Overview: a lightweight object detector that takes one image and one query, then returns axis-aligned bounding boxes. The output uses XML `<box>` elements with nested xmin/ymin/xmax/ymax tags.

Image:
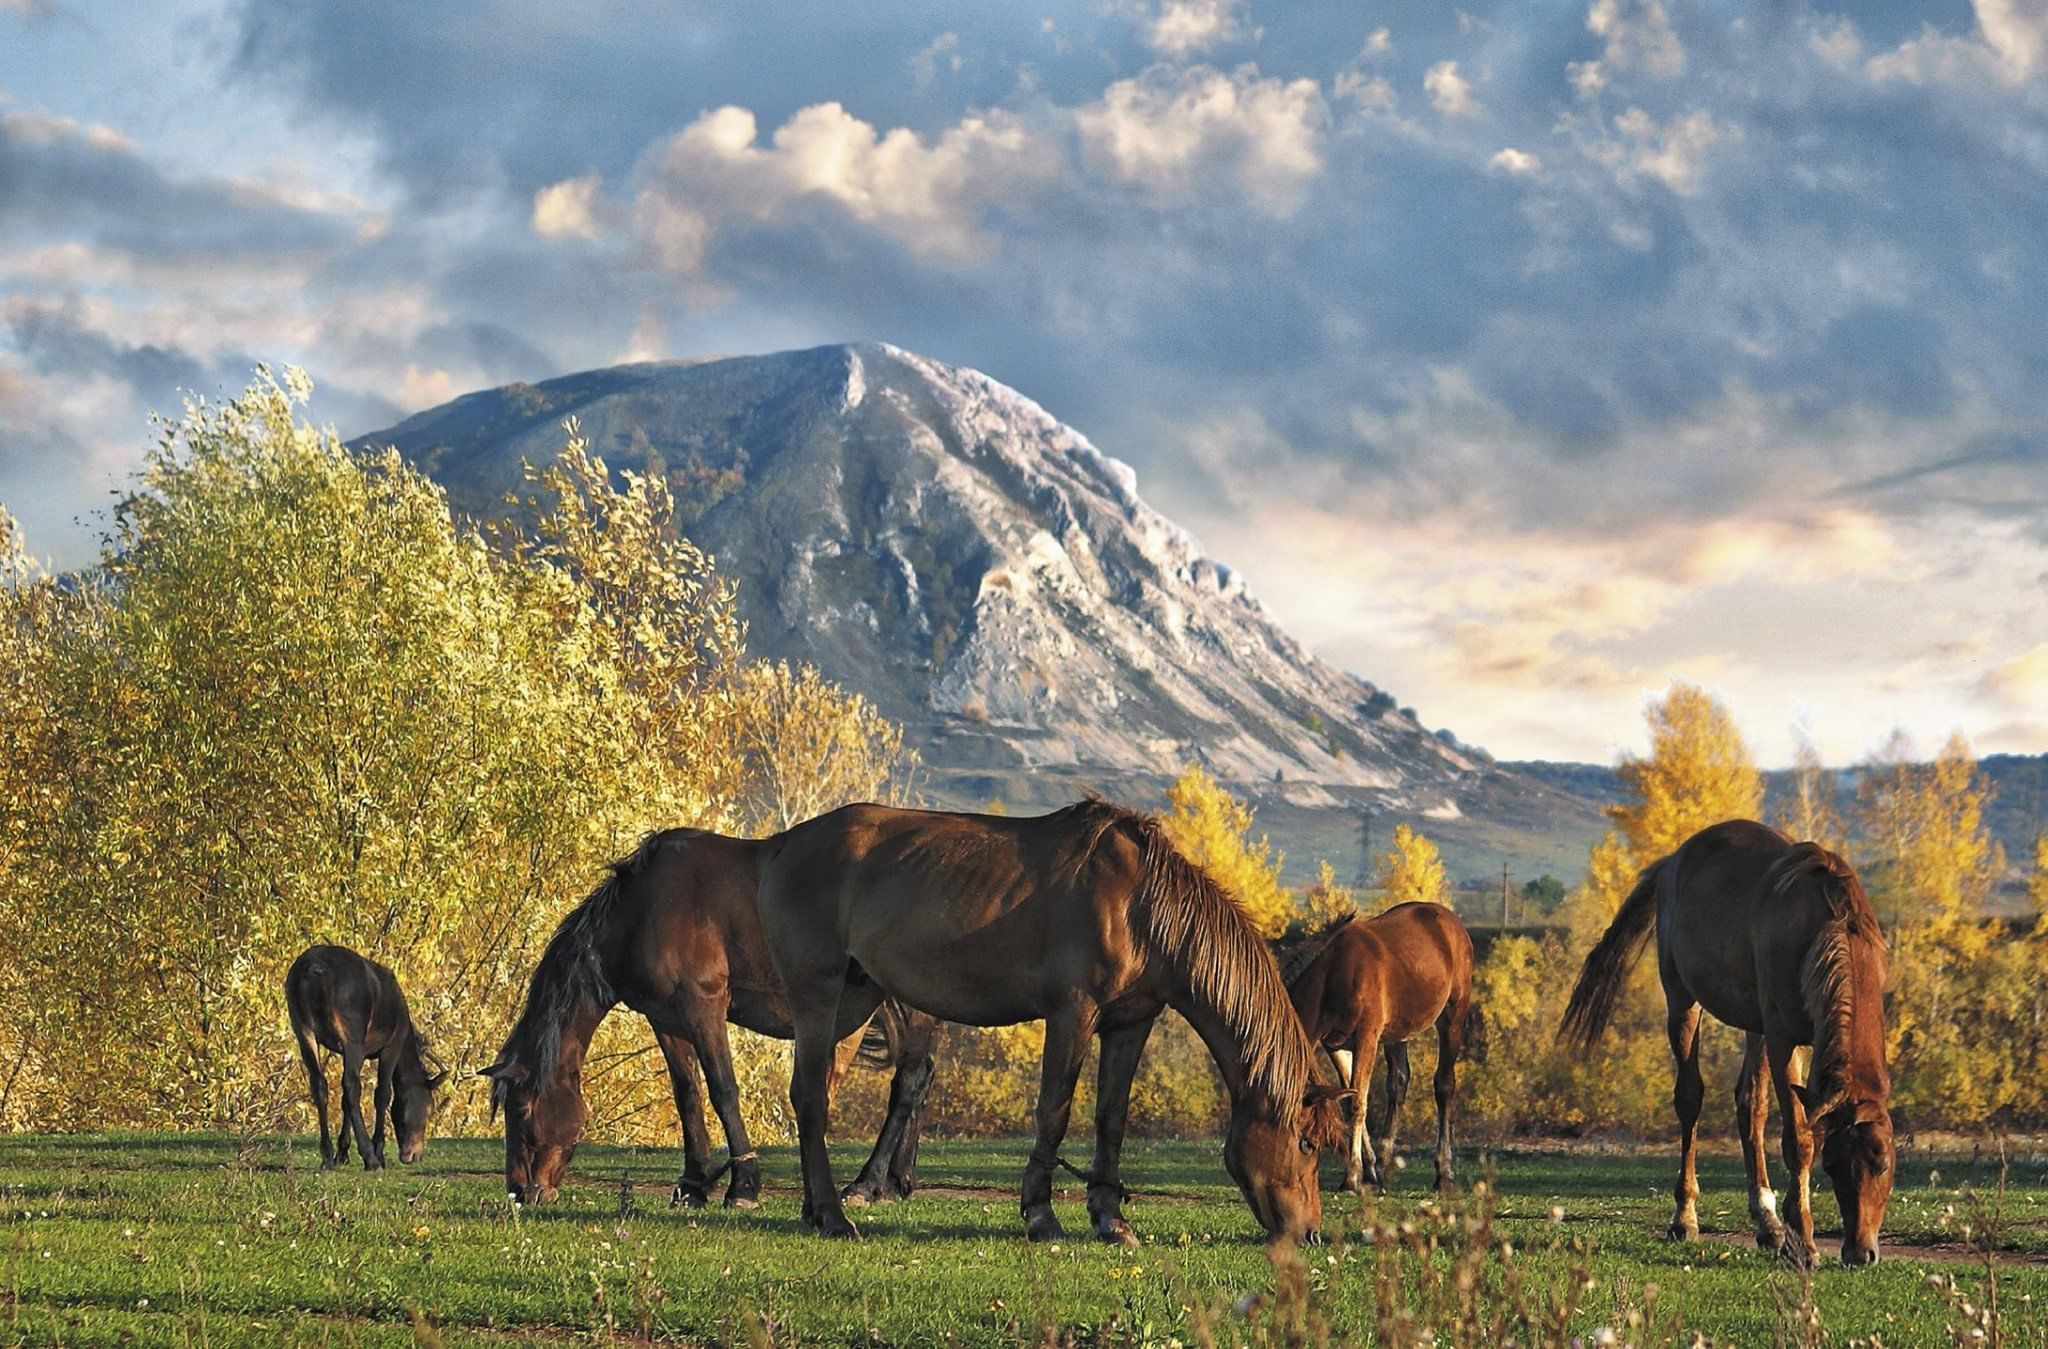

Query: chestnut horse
<box><xmin>285</xmin><ymin>945</ymin><xmax>447</xmax><ymax>1170</ymax></box>
<box><xmin>1279</xmin><ymin>903</ymin><xmax>1476</xmax><ymax>1193</ymax></box>
<box><xmin>1561</xmin><ymin>820</ymin><xmax>1893</xmax><ymax>1266</ymax></box>
<box><xmin>482</xmin><ymin>828</ymin><xmax>939</xmax><ymax>1207</ymax></box>
<box><xmin>756</xmin><ymin>799</ymin><xmax>1355</xmax><ymax>1246</ymax></box>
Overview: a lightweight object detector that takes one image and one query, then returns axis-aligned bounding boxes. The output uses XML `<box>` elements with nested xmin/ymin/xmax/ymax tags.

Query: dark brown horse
<box><xmin>756</xmin><ymin>800</ymin><xmax>1355</xmax><ymax>1246</ymax></box>
<box><xmin>1561</xmin><ymin>820</ymin><xmax>1894</xmax><ymax>1266</ymax></box>
<box><xmin>482</xmin><ymin>828</ymin><xmax>938</xmax><ymax>1208</ymax></box>
<box><xmin>285</xmin><ymin>945</ymin><xmax>447</xmax><ymax>1170</ymax></box>
<box><xmin>1279</xmin><ymin>902</ymin><xmax>1476</xmax><ymax>1193</ymax></box>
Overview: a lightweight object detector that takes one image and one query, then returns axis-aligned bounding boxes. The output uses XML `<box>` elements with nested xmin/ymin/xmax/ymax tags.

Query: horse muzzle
<box><xmin>1841</xmin><ymin>1242</ymin><xmax>1879</xmax><ymax>1267</ymax></box>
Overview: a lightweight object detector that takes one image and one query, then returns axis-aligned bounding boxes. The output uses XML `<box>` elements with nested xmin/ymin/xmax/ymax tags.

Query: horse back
<box><xmin>285</xmin><ymin>944</ymin><xmax>410</xmax><ymax>1056</ymax></box>
<box><xmin>1660</xmin><ymin>820</ymin><xmax>1834</xmax><ymax>1036</ymax></box>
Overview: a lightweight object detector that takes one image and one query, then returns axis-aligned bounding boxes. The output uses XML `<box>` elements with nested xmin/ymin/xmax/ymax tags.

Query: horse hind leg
<box><xmin>1432</xmin><ymin>1001</ymin><xmax>1465</xmax><ymax>1193</ymax></box>
<box><xmin>844</xmin><ymin>1011</ymin><xmax>938</xmax><ymax>1206</ymax></box>
<box><xmin>294</xmin><ymin>1029</ymin><xmax>335</xmax><ymax>1169</ymax></box>
<box><xmin>1666</xmin><ymin>999</ymin><xmax>1705</xmax><ymax>1241</ymax></box>
<box><xmin>1736</xmin><ymin>1032</ymin><xmax>1784</xmax><ymax>1247</ymax></box>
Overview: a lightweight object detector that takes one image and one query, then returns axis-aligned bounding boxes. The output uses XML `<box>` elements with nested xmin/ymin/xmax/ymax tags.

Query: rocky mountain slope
<box><xmin>356</xmin><ymin>343</ymin><xmax>1604</xmax><ymax>878</ymax></box>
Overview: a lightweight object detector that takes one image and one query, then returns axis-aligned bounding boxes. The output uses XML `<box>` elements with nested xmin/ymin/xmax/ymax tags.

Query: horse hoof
<box><xmin>818</xmin><ymin>1214</ymin><xmax>860</xmax><ymax>1239</ymax></box>
<box><xmin>671</xmin><ymin>1183</ymin><xmax>708</xmax><ymax>1209</ymax></box>
<box><xmin>1777</xmin><ymin>1235</ymin><xmax>1814</xmax><ymax>1269</ymax></box>
<box><xmin>1094</xmin><ymin>1218</ymin><xmax>1139</xmax><ymax>1247</ymax></box>
<box><xmin>1666</xmin><ymin>1223</ymin><xmax>1699</xmax><ymax>1242</ymax></box>
<box><xmin>724</xmin><ymin>1192</ymin><xmax>761</xmax><ymax>1210</ymax></box>
<box><xmin>320</xmin><ymin>1159</ymin><xmax>341</xmax><ymax>1172</ymax></box>
<box><xmin>1024</xmin><ymin>1211</ymin><xmax>1067</xmax><ymax>1243</ymax></box>
<box><xmin>1755</xmin><ymin>1222</ymin><xmax>1786</xmax><ymax>1248</ymax></box>
<box><xmin>840</xmin><ymin>1182</ymin><xmax>883</xmax><ymax>1208</ymax></box>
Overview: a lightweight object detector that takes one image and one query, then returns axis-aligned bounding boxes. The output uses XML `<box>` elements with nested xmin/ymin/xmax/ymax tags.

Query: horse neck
<box><xmin>545</xmin><ymin>996</ymin><xmax>610</xmax><ymax>1091</ymax></box>
<box><xmin>1172</xmin><ymin>995</ymin><xmax>1255</xmax><ymax>1103</ymax></box>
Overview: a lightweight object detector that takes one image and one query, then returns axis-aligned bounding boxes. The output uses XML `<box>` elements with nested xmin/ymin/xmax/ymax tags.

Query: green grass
<box><xmin>1</xmin><ymin>1133</ymin><xmax>2045</xmax><ymax>1345</ymax></box>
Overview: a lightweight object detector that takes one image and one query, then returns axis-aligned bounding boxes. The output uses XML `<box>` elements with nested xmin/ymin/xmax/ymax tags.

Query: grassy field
<box><xmin>1</xmin><ymin>1133</ymin><xmax>2045</xmax><ymax>1345</ymax></box>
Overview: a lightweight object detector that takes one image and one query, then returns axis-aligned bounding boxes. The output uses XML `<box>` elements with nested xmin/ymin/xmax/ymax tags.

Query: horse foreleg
<box><xmin>338</xmin><ymin>1043</ymin><xmax>379</xmax><ymax>1172</ymax></box>
<box><xmin>295</xmin><ymin>1033</ymin><xmax>335</xmax><ymax>1169</ymax></box>
<box><xmin>1666</xmin><ymin>1000</ymin><xmax>1704</xmax><ymax>1240</ymax></box>
<box><xmin>1767</xmin><ymin>1037</ymin><xmax>1817</xmax><ymax>1267</ymax></box>
<box><xmin>1735</xmin><ymin>1032</ymin><xmax>1784</xmax><ymax>1247</ymax></box>
<box><xmin>686</xmin><ymin>1013</ymin><xmax>762</xmax><ymax>1209</ymax></box>
<box><xmin>654</xmin><ymin>1029</ymin><xmax>714</xmax><ymax>1208</ymax></box>
<box><xmin>1021</xmin><ymin>999</ymin><xmax>1097</xmax><ymax>1243</ymax></box>
<box><xmin>1344</xmin><ymin>1027</ymin><xmax>1384</xmax><ymax>1192</ymax></box>
<box><xmin>1433</xmin><ymin>1002</ymin><xmax>1465</xmax><ymax>1193</ymax></box>
<box><xmin>1086</xmin><ymin>1015</ymin><xmax>1156</xmax><ymax>1247</ymax></box>
<box><xmin>789</xmin><ymin>1001</ymin><xmax>854</xmax><ymax>1237</ymax></box>
<box><xmin>1379</xmin><ymin>1041</ymin><xmax>1411</xmax><ymax>1179</ymax></box>
<box><xmin>371</xmin><ymin>1057</ymin><xmax>394</xmax><ymax>1169</ymax></box>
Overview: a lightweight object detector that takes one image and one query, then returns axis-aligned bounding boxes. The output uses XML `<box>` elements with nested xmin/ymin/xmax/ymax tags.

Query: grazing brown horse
<box><xmin>482</xmin><ymin>828</ymin><xmax>938</xmax><ymax>1208</ymax></box>
<box><xmin>1561</xmin><ymin>820</ymin><xmax>1894</xmax><ymax>1266</ymax></box>
<box><xmin>756</xmin><ymin>800</ymin><xmax>1356</xmax><ymax>1246</ymax></box>
<box><xmin>285</xmin><ymin>945</ymin><xmax>447</xmax><ymax>1170</ymax></box>
<box><xmin>1279</xmin><ymin>903</ymin><xmax>1476</xmax><ymax>1193</ymax></box>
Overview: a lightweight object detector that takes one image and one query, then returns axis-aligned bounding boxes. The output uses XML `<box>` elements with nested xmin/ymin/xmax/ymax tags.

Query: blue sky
<box><xmin>3</xmin><ymin>0</ymin><xmax>2045</xmax><ymax>765</ymax></box>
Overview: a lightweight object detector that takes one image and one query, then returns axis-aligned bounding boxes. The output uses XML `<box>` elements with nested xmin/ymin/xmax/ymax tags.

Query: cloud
<box><xmin>625</xmin><ymin>101</ymin><xmax>1058</xmax><ymax>267</ymax></box>
<box><xmin>1138</xmin><ymin>0</ymin><xmax>1256</xmax><ymax>60</ymax></box>
<box><xmin>1424</xmin><ymin>60</ymin><xmax>1478</xmax><ymax>116</ymax></box>
<box><xmin>1075</xmin><ymin>64</ymin><xmax>1327</xmax><ymax>214</ymax></box>
<box><xmin>1585</xmin><ymin>0</ymin><xmax>1686</xmax><ymax>81</ymax></box>
<box><xmin>1868</xmin><ymin>0</ymin><xmax>2048</xmax><ymax>87</ymax></box>
<box><xmin>1979</xmin><ymin>644</ymin><xmax>2048</xmax><ymax>708</ymax></box>
<box><xmin>531</xmin><ymin>175</ymin><xmax>602</xmax><ymax>242</ymax></box>
<box><xmin>1489</xmin><ymin>147</ymin><xmax>1542</xmax><ymax>175</ymax></box>
<box><xmin>1583</xmin><ymin>106</ymin><xmax>1738</xmax><ymax>194</ymax></box>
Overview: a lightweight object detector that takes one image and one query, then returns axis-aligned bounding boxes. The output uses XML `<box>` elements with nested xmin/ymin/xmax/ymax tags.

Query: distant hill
<box><xmin>354</xmin><ymin>343</ymin><xmax>1608</xmax><ymax>882</ymax></box>
<box><xmin>1507</xmin><ymin>753</ymin><xmax>2048</xmax><ymax>896</ymax></box>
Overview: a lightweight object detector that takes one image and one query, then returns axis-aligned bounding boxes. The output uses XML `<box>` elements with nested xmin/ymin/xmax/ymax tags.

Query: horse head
<box><xmin>482</xmin><ymin>1057</ymin><xmax>587</xmax><ymax>1204</ymax></box>
<box><xmin>1809</xmin><ymin>1091</ymin><xmax>1893</xmax><ymax>1265</ymax></box>
<box><xmin>1223</xmin><ymin>1082</ymin><xmax>1355</xmax><ymax>1246</ymax></box>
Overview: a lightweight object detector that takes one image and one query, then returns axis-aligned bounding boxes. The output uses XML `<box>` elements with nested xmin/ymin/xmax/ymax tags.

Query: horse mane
<box><xmin>491</xmin><ymin>831</ymin><xmax>674</xmax><ymax>1106</ymax></box>
<box><xmin>1272</xmin><ymin>914</ymin><xmax>1357</xmax><ymax>989</ymax></box>
<box><xmin>1771</xmin><ymin>842</ymin><xmax>1885</xmax><ymax>1117</ymax></box>
<box><xmin>1058</xmin><ymin>799</ymin><xmax>1312</xmax><ymax>1111</ymax></box>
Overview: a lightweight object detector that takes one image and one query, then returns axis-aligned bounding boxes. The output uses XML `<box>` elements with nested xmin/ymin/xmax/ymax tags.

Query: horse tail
<box><xmin>1461</xmin><ymin>996</ymin><xmax>1487</xmax><ymax>1062</ymax></box>
<box><xmin>1558</xmin><ymin>858</ymin><xmax>1667</xmax><ymax>1051</ymax></box>
<box><xmin>856</xmin><ymin>1000</ymin><xmax>905</xmax><ymax>1071</ymax></box>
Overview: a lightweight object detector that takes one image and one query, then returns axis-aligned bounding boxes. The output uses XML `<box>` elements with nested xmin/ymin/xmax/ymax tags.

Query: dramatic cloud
<box><xmin>4</xmin><ymin>0</ymin><xmax>2046</xmax><ymax>763</ymax></box>
<box><xmin>1074</xmin><ymin>64</ymin><xmax>1326</xmax><ymax>213</ymax></box>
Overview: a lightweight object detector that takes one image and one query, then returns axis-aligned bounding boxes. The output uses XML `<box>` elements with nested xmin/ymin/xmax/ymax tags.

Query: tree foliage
<box><xmin>0</xmin><ymin>373</ymin><xmax>898</xmax><ymax>1138</ymax></box>
<box><xmin>1158</xmin><ymin>764</ymin><xmax>1289</xmax><ymax>937</ymax></box>
<box><xmin>1371</xmin><ymin>824</ymin><xmax>1448</xmax><ymax>910</ymax></box>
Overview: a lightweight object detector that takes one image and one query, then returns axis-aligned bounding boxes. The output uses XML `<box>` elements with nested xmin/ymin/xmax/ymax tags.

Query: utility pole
<box><xmin>1500</xmin><ymin>863</ymin><xmax>1511</xmax><ymax>930</ymax></box>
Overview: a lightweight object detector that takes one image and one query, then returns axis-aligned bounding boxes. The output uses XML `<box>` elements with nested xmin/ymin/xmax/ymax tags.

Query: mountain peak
<box><xmin>355</xmin><ymin>344</ymin><xmax>1491</xmax><ymax>817</ymax></box>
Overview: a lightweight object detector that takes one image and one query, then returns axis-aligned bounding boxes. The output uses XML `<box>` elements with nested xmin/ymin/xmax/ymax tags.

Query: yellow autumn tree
<box><xmin>1779</xmin><ymin>731</ymin><xmax>1844</xmax><ymax>852</ymax></box>
<box><xmin>1371</xmin><ymin>823</ymin><xmax>1449</xmax><ymax>909</ymax></box>
<box><xmin>1609</xmin><ymin>682</ymin><xmax>1763</xmax><ymax>860</ymax></box>
<box><xmin>0</xmin><ymin>372</ymin><xmax>904</xmax><ymax>1140</ymax></box>
<box><xmin>2032</xmin><ymin>835</ymin><xmax>2048</xmax><ymax>925</ymax></box>
<box><xmin>1158</xmin><ymin>764</ymin><xmax>1290</xmax><ymax>937</ymax></box>
<box><xmin>1857</xmin><ymin>730</ymin><xmax>2000</xmax><ymax>926</ymax></box>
